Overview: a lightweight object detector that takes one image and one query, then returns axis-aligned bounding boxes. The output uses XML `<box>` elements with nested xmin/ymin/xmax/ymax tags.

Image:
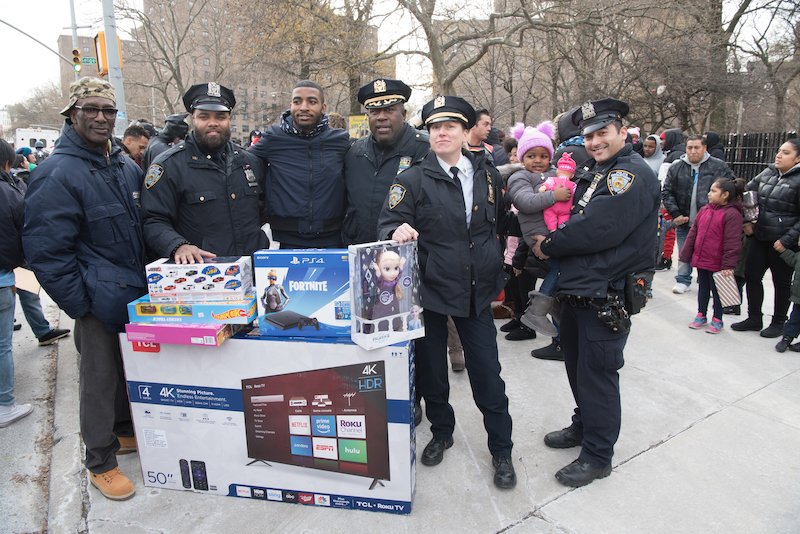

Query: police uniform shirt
<box><xmin>437</xmin><ymin>154</ymin><xmax>474</xmax><ymax>226</ymax></box>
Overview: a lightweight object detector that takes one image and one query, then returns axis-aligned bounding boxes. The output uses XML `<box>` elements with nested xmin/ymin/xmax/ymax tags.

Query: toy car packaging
<box><xmin>127</xmin><ymin>293</ymin><xmax>258</xmax><ymax>325</ymax></box>
<box><xmin>146</xmin><ymin>257</ymin><xmax>253</xmax><ymax>303</ymax></box>
<box><xmin>253</xmin><ymin>249</ymin><xmax>350</xmax><ymax>338</ymax></box>
<box><xmin>348</xmin><ymin>241</ymin><xmax>424</xmax><ymax>350</ymax></box>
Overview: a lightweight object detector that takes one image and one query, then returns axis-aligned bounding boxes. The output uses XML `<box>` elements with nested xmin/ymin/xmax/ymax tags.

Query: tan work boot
<box><xmin>89</xmin><ymin>466</ymin><xmax>136</xmax><ymax>500</ymax></box>
<box><xmin>116</xmin><ymin>435</ymin><xmax>137</xmax><ymax>455</ymax></box>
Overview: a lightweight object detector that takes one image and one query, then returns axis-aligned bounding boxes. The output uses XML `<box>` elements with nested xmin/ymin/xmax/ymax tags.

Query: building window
<box><xmin>203</xmin><ymin>58</ymin><xmax>210</xmax><ymax>66</ymax></box>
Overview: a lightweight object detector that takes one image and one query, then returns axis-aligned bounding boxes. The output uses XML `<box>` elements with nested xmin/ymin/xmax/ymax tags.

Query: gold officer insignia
<box><xmin>374</xmin><ymin>79</ymin><xmax>387</xmax><ymax>93</ymax></box>
<box><xmin>434</xmin><ymin>95</ymin><xmax>446</xmax><ymax>108</ymax></box>
<box><xmin>486</xmin><ymin>171</ymin><xmax>494</xmax><ymax>204</ymax></box>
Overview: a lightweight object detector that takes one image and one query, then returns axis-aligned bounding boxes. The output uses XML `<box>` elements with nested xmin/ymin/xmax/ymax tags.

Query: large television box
<box><xmin>146</xmin><ymin>256</ymin><xmax>253</xmax><ymax>303</ymax></box>
<box><xmin>253</xmin><ymin>249</ymin><xmax>350</xmax><ymax>338</ymax></box>
<box><xmin>127</xmin><ymin>293</ymin><xmax>257</xmax><ymax>325</ymax></box>
<box><xmin>121</xmin><ymin>337</ymin><xmax>416</xmax><ymax>514</ymax></box>
<box><xmin>348</xmin><ymin>241</ymin><xmax>424</xmax><ymax>350</ymax></box>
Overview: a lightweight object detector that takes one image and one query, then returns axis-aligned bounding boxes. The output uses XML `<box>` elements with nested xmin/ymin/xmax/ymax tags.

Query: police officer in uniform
<box><xmin>141</xmin><ymin>83</ymin><xmax>269</xmax><ymax>263</ymax></box>
<box><xmin>342</xmin><ymin>78</ymin><xmax>429</xmax><ymax>245</ymax></box>
<box><xmin>377</xmin><ymin>96</ymin><xmax>516</xmax><ymax>490</ymax></box>
<box><xmin>141</xmin><ymin>113</ymin><xmax>189</xmax><ymax>170</ymax></box>
<box><xmin>531</xmin><ymin>98</ymin><xmax>659</xmax><ymax>487</ymax></box>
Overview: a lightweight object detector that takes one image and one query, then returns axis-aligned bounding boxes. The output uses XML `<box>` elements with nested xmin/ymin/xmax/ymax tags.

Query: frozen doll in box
<box><xmin>370</xmin><ymin>249</ymin><xmax>407</xmax><ymax>325</ymax></box>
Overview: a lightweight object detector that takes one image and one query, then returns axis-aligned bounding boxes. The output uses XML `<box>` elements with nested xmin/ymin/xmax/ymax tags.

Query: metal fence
<box><xmin>723</xmin><ymin>131</ymin><xmax>798</xmax><ymax>181</ymax></box>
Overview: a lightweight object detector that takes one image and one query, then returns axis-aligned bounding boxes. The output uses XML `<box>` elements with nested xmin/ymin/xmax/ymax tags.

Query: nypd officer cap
<box><xmin>165</xmin><ymin>112</ymin><xmax>188</xmax><ymax>124</ymax></box>
<box><xmin>358</xmin><ymin>78</ymin><xmax>412</xmax><ymax>109</ymax></box>
<box><xmin>182</xmin><ymin>82</ymin><xmax>236</xmax><ymax>113</ymax></box>
<box><xmin>571</xmin><ymin>97</ymin><xmax>629</xmax><ymax>135</ymax></box>
<box><xmin>421</xmin><ymin>95</ymin><xmax>476</xmax><ymax>129</ymax></box>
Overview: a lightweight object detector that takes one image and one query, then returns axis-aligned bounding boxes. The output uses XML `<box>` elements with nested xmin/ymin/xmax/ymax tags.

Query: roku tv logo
<box><xmin>337</xmin><ymin>415</ymin><xmax>366</xmax><ymax>439</ymax></box>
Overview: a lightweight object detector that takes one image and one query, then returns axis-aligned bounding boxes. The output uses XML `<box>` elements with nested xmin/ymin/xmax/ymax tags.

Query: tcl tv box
<box><xmin>121</xmin><ymin>336</ymin><xmax>416</xmax><ymax>514</ymax></box>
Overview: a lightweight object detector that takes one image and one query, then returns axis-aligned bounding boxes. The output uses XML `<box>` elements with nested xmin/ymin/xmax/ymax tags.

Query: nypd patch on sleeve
<box><xmin>388</xmin><ymin>183</ymin><xmax>406</xmax><ymax>209</ymax></box>
<box><xmin>145</xmin><ymin>164</ymin><xmax>164</xmax><ymax>190</ymax></box>
<box><xmin>607</xmin><ymin>169</ymin><xmax>635</xmax><ymax>195</ymax></box>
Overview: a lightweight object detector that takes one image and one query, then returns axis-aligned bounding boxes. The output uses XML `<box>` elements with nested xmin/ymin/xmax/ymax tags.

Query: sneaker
<box><xmin>89</xmin><ymin>466</ymin><xmax>136</xmax><ymax>500</ymax></box>
<box><xmin>731</xmin><ymin>317</ymin><xmax>763</xmax><ymax>332</ymax></box>
<box><xmin>654</xmin><ymin>258</ymin><xmax>672</xmax><ymax>271</ymax></box>
<box><xmin>505</xmin><ymin>325</ymin><xmax>536</xmax><ymax>341</ymax></box>
<box><xmin>499</xmin><ymin>318</ymin><xmax>521</xmax><ymax>333</ymax></box>
<box><xmin>688</xmin><ymin>313</ymin><xmax>707</xmax><ymax>329</ymax></box>
<box><xmin>705</xmin><ymin>318</ymin><xmax>723</xmax><ymax>334</ymax></box>
<box><xmin>776</xmin><ymin>336</ymin><xmax>794</xmax><ymax>353</ymax></box>
<box><xmin>0</xmin><ymin>403</ymin><xmax>33</xmax><ymax>428</ymax></box>
<box><xmin>38</xmin><ymin>328</ymin><xmax>71</xmax><ymax>346</ymax></box>
<box><xmin>672</xmin><ymin>283</ymin><xmax>690</xmax><ymax>294</ymax></box>
<box><xmin>760</xmin><ymin>322</ymin><xmax>785</xmax><ymax>339</ymax></box>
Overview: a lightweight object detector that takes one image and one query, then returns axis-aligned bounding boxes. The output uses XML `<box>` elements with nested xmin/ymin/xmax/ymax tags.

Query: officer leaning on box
<box><xmin>531</xmin><ymin>98</ymin><xmax>660</xmax><ymax>487</ymax></box>
<box><xmin>377</xmin><ymin>95</ymin><xmax>516</xmax><ymax>490</ymax></box>
<box><xmin>141</xmin><ymin>83</ymin><xmax>269</xmax><ymax>264</ymax></box>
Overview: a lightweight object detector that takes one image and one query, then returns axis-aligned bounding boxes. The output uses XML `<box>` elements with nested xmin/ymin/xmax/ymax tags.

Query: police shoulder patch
<box><xmin>145</xmin><ymin>164</ymin><xmax>164</xmax><ymax>190</ymax></box>
<box><xmin>388</xmin><ymin>183</ymin><xmax>406</xmax><ymax>209</ymax></box>
<box><xmin>607</xmin><ymin>169</ymin><xmax>635</xmax><ymax>195</ymax></box>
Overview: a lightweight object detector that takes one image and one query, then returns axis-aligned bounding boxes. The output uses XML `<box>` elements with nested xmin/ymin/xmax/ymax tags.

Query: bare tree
<box><xmin>8</xmin><ymin>83</ymin><xmax>65</xmax><ymax>131</ymax></box>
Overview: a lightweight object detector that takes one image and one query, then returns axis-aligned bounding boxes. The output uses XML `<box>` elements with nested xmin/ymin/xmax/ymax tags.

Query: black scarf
<box><xmin>279</xmin><ymin>110</ymin><xmax>329</xmax><ymax>138</ymax></box>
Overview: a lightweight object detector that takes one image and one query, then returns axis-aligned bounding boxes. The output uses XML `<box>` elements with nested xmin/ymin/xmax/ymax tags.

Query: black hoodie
<box><xmin>662</xmin><ymin>128</ymin><xmax>685</xmax><ymax>164</ymax></box>
<box><xmin>704</xmin><ymin>131</ymin><xmax>725</xmax><ymax>161</ymax></box>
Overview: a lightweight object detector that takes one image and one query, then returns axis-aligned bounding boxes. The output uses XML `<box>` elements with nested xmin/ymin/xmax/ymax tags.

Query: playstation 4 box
<box><xmin>146</xmin><ymin>257</ymin><xmax>253</xmax><ymax>303</ymax></box>
<box><xmin>121</xmin><ymin>337</ymin><xmax>416</xmax><ymax>514</ymax></box>
<box><xmin>253</xmin><ymin>249</ymin><xmax>350</xmax><ymax>338</ymax></box>
<box><xmin>127</xmin><ymin>293</ymin><xmax>257</xmax><ymax>325</ymax></box>
<box><xmin>348</xmin><ymin>241</ymin><xmax>424</xmax><ymax>350</ymax></box>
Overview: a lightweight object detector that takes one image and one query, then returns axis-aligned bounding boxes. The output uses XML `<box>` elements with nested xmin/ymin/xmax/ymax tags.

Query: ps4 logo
<box><xmin>138</xmin><ymin>385</ymin><xmax>152</xmax><ymax>400</ymax></box>
<box><xmin>302</xmin><ymin>257</ymin><xmax>324</xmax><ymax>264</ymax></box>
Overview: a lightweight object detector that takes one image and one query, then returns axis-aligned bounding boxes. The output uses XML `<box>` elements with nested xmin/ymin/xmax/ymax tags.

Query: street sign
<box><xmin>81</xmin><ymin>57</ymin><xmax>97</xmax><ymax>64</ymax></box>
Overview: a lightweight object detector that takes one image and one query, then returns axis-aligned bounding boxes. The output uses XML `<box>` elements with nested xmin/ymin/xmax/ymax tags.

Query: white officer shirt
<box><xmin>436</xmin><ymin>154</ymin><xmax>474</xmax><ymax>227</ymax></box>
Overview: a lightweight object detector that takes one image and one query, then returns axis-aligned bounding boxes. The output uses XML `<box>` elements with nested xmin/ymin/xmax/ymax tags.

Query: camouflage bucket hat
<box><xmin>60</xmin><ymin>77</ymin><xmax>116</xmax><ymax>116</ymax></box>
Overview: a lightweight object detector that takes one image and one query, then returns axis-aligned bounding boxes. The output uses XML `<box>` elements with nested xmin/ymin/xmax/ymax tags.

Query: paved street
<box><xmin>2</xmin><ymin>269</ymin><xmax>799</xmax><ymax>534</ymax></box>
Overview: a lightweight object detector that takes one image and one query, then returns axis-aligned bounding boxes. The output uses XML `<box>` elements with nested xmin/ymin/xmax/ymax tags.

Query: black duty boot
<box><xmin>760</xmin><ymin>322</ymin><xmax>785</xmax><ymax>338</ymax></box>
<box><xmin>731</xmin><ymin>317</ymin><xmax>763</xmax><ymax>332</ymax></box>
<box><xmin>531</xmin><ymin>341</ymin><xmax>563</xmax><ymax>361</ymax></box>
<box><xmin>776</xmin><ymin>336</ymin><xmax>793</xmax><ymax>353</ymax></box>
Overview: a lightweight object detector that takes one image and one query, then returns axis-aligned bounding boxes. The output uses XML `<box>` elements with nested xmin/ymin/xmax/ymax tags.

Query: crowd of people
<box><xmin>1</xmin><ymin>74</ymin><xmax>799</xmax><ymax>503</ymax></box>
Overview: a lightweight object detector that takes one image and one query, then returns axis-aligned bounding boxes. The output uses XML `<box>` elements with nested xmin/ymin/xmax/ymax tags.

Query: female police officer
<box><xmin>377</xmin><ymin>96</ymin><xmax>515</xmax><ymax>489</ymax></box>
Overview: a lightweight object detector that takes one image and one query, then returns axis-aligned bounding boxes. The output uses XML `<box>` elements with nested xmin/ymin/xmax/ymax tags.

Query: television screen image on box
<box><xmin>241</xmin><ymin>361</ymin><xmax>389</xmax><ymax>482</ymax></box>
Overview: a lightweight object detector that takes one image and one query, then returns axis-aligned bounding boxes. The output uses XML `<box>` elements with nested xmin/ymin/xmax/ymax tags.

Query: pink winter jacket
<box><xmin>541</xmin><ymin>175</ymin><xmax>576</xmax><ymax>231</ymax></box>
<box><xmin>679</xmin><ymin>202</ymin><xmax>743</xmax><ymax>271</ymax></box>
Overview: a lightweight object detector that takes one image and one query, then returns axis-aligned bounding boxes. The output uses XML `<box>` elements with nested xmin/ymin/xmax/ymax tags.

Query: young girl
<box><xmin>506</xmin><ymin>121</ymin><xmax>571</xmax><ymax>337</ymax></box>
<box><xmin>679</xmin><ymin>178</ymin><xmax>744</xmax><ymax>333</ymax></box>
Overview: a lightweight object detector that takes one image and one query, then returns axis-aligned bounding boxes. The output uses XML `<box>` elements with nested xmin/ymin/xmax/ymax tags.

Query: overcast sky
<box><xmin>0</xmin><ymin>1</ymin><xmax>116</xmax><ymax>107</ymax></box>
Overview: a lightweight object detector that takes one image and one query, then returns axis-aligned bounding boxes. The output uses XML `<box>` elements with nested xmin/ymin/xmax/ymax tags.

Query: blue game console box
<box><xmin>253</xmin><ymin>249</ymin><xmax>351</xmax><ymax>338</ymax></box>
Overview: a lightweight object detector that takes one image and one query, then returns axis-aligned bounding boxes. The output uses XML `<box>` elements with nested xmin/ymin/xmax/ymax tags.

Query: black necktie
<box><xmin>451</xmin><ymin>166</ymin><xmax>468</xmax><ymax>226</ymax></box>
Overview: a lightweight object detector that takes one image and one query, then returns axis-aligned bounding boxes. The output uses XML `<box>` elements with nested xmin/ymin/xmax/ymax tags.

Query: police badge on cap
<box><xmin>571</xmin><ymin>97</ymin><xmax>629</xmax><ymax>135</ymax></box>
<box><xmin>358</xmin><ymin>78</ymin><xmax>412</xmax><ymax>109</ymax></box>
<box><xmin>421</xmin><ymin>95</ymin><xmax>476</xmax><ymax>129</ymax></box>
<box><xmin>182</xmin><ymin>83</ymin><xmax>237</xmax><ymax>112</ymax></box>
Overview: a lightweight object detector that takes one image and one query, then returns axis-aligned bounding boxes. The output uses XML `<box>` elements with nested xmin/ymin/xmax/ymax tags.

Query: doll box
<box><xmin>347</xmin><ymin>241</ymin><xmax>424</xmax><ymax>350</ymax></box>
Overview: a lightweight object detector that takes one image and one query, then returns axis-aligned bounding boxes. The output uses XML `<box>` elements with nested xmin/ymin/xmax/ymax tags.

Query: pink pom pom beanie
<box><xmin>511</xmin><ymin>121</ymin><xmax>556</xmax><ymax>161</ymax></box>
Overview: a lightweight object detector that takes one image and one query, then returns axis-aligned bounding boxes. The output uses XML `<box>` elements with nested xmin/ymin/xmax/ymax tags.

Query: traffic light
<box><xmin>72</xmin><ymin>49</ymin><xmax>82</xmax><ymax>72</ymax></box>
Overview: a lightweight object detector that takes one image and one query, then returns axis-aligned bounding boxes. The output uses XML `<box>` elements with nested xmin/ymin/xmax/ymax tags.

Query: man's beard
<box><xmin>196</xmin><ymin>127</ymin><xmax>230</xmax><ymax>152</ymax></box>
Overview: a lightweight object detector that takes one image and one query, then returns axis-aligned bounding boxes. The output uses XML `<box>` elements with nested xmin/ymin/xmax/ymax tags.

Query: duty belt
<box><xmin>557</xmin><ymin>294</ymin><xmax>605</xmax><ymax>309</ymax></box>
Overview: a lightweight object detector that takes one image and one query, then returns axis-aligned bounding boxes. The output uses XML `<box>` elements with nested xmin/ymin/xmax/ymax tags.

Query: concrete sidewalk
<box><xmin>3</xmin><ymin>270</ymin><xmax>799</xmax><ymax>533</ymax></box>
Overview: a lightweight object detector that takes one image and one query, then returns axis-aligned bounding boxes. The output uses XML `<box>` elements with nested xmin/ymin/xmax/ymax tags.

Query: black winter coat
<box><xmin>0</xmin><ymin>171</ymin><xmax>25</xmax><ymax>271</ymax></box>
<box><xmin>342</xmin><ymin>124</ymin><xmax>429</xmax><ymax>245</ymax></box>
<box><xmin>541</xmin><ymin>144</ymin><xmax>660</xmax><ymax>298</ymax></box>
<box><xmin>748</xmin><ymin>164</ymin><xmax>800</xmax><ymax>248</ymax></box>
<box><xmin>661</xmin><ymin>155</ymin><xmax>735</xmax><ymax>219</ymax></box>
<box><xmin>141</xmin><ymin>132</ymin><xmax>269</xmax><ymax>258</ymax></box>
<box><xmin>377</xmin><ymin>149</ymin><xmax>508</xmax><ymax>317</ymax></box>
<box><xmin>23</xmin><ymin>124</ymin><xmax>146</xmax><ymax>332</ymax></box>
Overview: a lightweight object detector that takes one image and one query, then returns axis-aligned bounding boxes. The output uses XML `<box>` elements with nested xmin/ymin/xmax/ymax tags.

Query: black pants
<box><xmin>75</xmin><ymin>314</ymin><xmax>133</xmax><ymax>474</ymax></box>
<box><xmin>744</xmin><ymin>239</ymin><xmax>793</xmax><ymax>323</ymax></box>
<box><xmin>697</xmin><ymin>269</ymin><xmax>723</xmax><ymax>320</ymax></box>
<box><xmin>503</xmin><ymin>264</ymin><xmax>533</xmax><ymax>321</ymax></box>
<box><xmin>415</xmin><ymin>307</ymin><xmax>513</xmax><ymax>456</ymax></box>
<box><xmin>559</xmin><ymin>301</ymin><xmax>628</xmax><ymax>467</ymax></box>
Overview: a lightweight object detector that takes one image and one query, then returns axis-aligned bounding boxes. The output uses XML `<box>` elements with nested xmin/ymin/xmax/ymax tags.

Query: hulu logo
<box><xmin>337</xmin><ymin>439</ymin><xmax>368</xmax><ymax>463</ymax></box>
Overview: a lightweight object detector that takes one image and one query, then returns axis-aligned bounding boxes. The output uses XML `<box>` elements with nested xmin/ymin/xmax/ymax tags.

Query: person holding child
<box><xmin>679</xmin><ymin>178</ymin><xmax>744</xmax><ymax>334</ymax></box>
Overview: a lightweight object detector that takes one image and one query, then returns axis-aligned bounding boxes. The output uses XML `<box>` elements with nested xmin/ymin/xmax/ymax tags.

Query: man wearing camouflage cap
<box><xmin>23</xmin><ymin>77</ymin><xmax>146</xmax><ymax>501</ymax></box>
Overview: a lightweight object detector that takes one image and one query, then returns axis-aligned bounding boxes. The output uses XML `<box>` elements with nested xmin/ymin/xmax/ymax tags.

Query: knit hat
<box><xmin>511</xmin><ymin>121</ymin><xmax>555</xmax><ymax>160</ymax></box>
<box><xmin>556</xmin><ymin>152</ymin><xmax>576</xmax><ymax>175</ymax></box>
<box><xmin>60</xmin><ymin>77</ymin><xmax>116</xmax><ymax>116</ymax></box>
<box><xmin>628</xmin><ymin>127</ymin><xmax>640</xmax><ymax>137</ymax></box>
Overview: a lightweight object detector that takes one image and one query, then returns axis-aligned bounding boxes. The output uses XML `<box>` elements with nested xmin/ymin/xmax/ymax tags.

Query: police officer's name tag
<box><xmin>145</xmin><ymin>164</ymin><xmax>164</xmax><ymax>190</ymax></box>
<box><xmin>397</xmin><ymin>156</ymin><xmax>412</xmax><ymax>175</ymax></box>
<box><xmin>388</xmin><ymin>183</ymin><xmax>406</xmax><ymax>209</ymax></box>
<box><xmin>607</xmin><ymin>169</ymin><xmax>635</xmax><ymax>195</ymax></box>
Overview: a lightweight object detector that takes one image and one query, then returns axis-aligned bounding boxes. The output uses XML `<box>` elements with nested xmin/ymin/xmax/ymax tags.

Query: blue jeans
<box><xmin>18</xmin><ymin>289</ymin><xmax>51</xmax><ymax>338</ymax></box>
<box><xmin>675</xmin><ymin>224</ymin><xmax>693</xmax><ymax>286</ymax></box>
<box><xmin>539</xmin><ymin>258</ymin><xmax>560</xmax><ymax>296</ymax></box>
<box><xmin>0</xmin><ymin>287</ymin><xmax>17</xmax><ymax>406</ymax></box>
